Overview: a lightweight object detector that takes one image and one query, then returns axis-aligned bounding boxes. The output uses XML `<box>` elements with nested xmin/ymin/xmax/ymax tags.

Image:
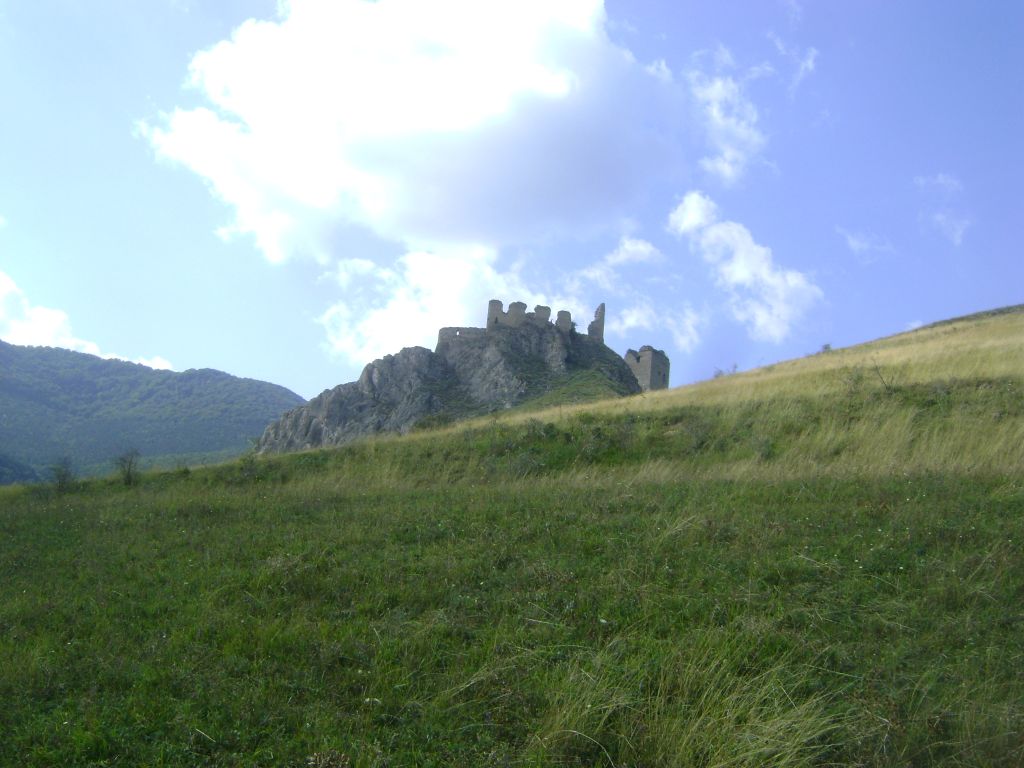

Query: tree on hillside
<box><xmin>115</xmin><ymin>449</ymin><xmax>141</xmax><ymax>486</ymax></box>
<box><xmin>49</xmin><ymin>456</ymin><xmax>76</xmax><ymax>493</ymax></box>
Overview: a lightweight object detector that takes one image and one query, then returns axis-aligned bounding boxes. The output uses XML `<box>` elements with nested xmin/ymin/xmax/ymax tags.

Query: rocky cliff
<box><xmin>258</xmin><ymin>317</ymin><xmax>641</xmax><ymax>453</ymax></box>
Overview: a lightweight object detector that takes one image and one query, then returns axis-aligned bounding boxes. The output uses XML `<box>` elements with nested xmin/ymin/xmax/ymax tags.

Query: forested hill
<box><xmin>0</xmin><ymin>340</ymin><xmax>304</xmax><ymax>481</ymax></box>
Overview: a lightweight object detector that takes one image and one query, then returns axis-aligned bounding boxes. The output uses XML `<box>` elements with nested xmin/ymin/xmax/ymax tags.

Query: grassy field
<box><xmin>1</xmin><ymin>307</ymin><xmax>1022</xmax><ymax>766</ymax></box>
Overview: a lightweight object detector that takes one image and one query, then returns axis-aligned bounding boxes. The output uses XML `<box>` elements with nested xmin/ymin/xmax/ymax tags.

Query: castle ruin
<box><xmin>624</xmin><ymin>346</ymin><xmax>670</xmax><ymax>392</ymax></box>
<box><xmin>439</xmin><ymin>299</ymin><xmax>670</xmax><ymax>392</ymax></box>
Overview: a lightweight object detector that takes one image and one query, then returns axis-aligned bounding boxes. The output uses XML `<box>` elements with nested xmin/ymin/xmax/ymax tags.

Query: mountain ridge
<box><xmin>0</xmin><ymin>340</ymin><xmax>305</xmax><ymax>481</ymax></box>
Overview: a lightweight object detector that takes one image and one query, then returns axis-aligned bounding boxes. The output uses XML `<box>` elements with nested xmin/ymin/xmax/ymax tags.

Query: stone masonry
<box><xmin>485</xmin><ymin>299</ymin><xmax>606</xmax><ymax>344</ymax></box>
<box><xmin>483</xmin><ymin>299</ymin><xmax>668</xmax><ymax>391</ymax></box>
<box><xmin>624</xmin><ymin>345</ymin><xmax>670</xmax><ymax>391</ymax></box>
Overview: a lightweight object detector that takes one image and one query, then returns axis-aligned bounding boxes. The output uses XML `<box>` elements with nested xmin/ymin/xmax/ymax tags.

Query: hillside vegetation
<box><xmin>0</xmin><ymin>341</ymin><xmax>304</xmax><ymax>480</ymax></box>
<box><xmin>1</xmin><ymin>307</ymin><xmax>1022</xmax><ymax>766</ymax></box>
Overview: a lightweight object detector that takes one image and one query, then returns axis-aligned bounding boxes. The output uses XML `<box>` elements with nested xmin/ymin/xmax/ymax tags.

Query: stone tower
<box><xmin>587</xmin><ymin>303</ymin><xmax>605</xmax><ymax>343</ymax></box>
<box><xmin>624</xmin><ymin>346</ymin><xmax>670</xmax><ymax>391</ymax></box>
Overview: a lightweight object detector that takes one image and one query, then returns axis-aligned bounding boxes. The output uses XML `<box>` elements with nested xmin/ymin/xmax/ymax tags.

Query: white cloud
<box><xmin>914</xmin><ymin>173</ymin><xmax>962</xmax><ymax>194</ymax></box>
<box><xmin>687</xmin><ymin>69</ymin><xmax>766</xmax><ymax>185</ymax></box>
<box><xmin>713</xmin><ymin>43</ymin><xmax>737</xmax><ymax>71</ymax></box>
<box><xmin>604</xmin><ymin>237</ymin><xmax>662</xmax><ymax>266</ymax></box>
<box><xmin>644</xmin><ymin>58</ymin><xmax>672</xmax><ymax>83</ymax></box>
<box><xmin>782</xmin><ymin>0</ymin><xmax>803</xmax><ymax>25</ymax></box>
<box><xmin>767</xmin><ymin>32</ymin><xmax>818</xmax><ymax>97</ymax></box>
<box><xmin>791</xmin><ymin>47</ymin><xmax>818</xmax><ymax>94</ymax></box>
<box><xmin>930</xmin><ymin>211</ymin><xmax>971</xmax><ymax>246</ymax></box>
<box><xmin>0</xmin><ymin>270</ymin><xmax>173</xmax><ymax>369</ymax></box>
<box><xmin>135</xmin><ymin>356</ymin><xmax>175</xmax><ymax>371</ymax></box>
<box><xmin>606</xmin><ymin>303</ymin><xmax>656</xmax><ymax>335</ymax></box>
<box><xmin>668</xmin><ymin>191</ymin><xmax>821</xmax><ymax>342</ymax></box>
<box><xmin>665</xmin><ymin>306</ymin><xmax>705</xmax><ymax>352</ymax></box>
<box><xmin>140</xmin><ymin>1</ymin><xmax>801</xmax><ymax>366</ymax></box>
<box><xmin>914</xmin><ymin>172</ymin><xmax>971</xmax><ymax>246</ymax></box>
<box><xmin>317</xmin><ymin>246</ymin><xmax>554</xmax><ymax>365</ymax></box>
<box><xmin>573</xmin><ymin>238</ymin><xmax>706</xmax><ymax>354</ymax></box>
<box><xmin>142</xmin><ymin>0</ymin><xmax>683</xmax><ymax>263</ymax></box>
<box><xmin>667</xmin><ymin>191</ymin><xmax>719</xmax><ymax>235</ymax></box>
<box><xmin>1</xmin><ymin>271</ymin><xmax>101</xmax><ymax>354</ymax></box>
<box><xmin>143</xmin><ymin>0</ymin><xmax>706</xmax><ymax>369</ymax></box>
<box><xmin>836</xmin><ymin>226</ymin><xmax>895</xmax><ymax>262</ymax></box>
<box><xmin>327</xmin><ymin>257</ymin><xmax>386</xmax><ymax>290</ymax></box>
<box><xmin>605</xmin><ymin>301</ymin><xmax>705</xmax><ymax>354</ymax></box>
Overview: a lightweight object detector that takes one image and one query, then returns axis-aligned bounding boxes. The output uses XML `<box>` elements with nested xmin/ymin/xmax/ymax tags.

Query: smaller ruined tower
<box><xmin>624</xmin><ymin>346</ymin><xmax>670</xmax><ymax>392</ymax></box>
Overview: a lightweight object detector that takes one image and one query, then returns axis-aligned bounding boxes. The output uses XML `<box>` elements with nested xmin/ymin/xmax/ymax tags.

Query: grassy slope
<box><xmin>0</xmin><ymin>308</ymin><xmax>1022</xmax><ymax>767</ymax></box>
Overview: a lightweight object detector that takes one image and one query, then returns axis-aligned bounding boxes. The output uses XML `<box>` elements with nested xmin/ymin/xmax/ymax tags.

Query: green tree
<box><xmin>115</xmin><ymin>449</ymin><xmax>141</xmax><ymax>486</ymax></box>
<box><xmin>49</xmin><ymin>456</ymin><xmax>76</xmax><ymax>492</ymax></box>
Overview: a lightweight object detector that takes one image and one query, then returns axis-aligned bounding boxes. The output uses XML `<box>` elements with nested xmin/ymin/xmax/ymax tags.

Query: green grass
<box><xmin>1</xmin><ymin>308</ymin><xmax>1022</xmax><ymax>766</ymax></box>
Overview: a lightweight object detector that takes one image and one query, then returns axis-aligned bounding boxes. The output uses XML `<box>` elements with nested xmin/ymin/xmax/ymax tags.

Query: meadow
<box><xmin>1</xmin><ymin>307</ymin><xmax>1021</xmax><ymax>766</ymax></box>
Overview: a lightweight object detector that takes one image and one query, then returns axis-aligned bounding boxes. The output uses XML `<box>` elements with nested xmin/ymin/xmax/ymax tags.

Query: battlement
<box><xmin>624</xmin><ymin>345</ymin><xmax>670</xmax><ymax>391</ymax></box>
<box><xmin>486</xmin><ymin>299</ymin><xmax>605</xmax><ymax>343</ymax></box>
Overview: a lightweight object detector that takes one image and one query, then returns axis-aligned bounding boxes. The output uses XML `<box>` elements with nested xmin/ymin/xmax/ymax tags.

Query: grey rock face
<box><xmin>257</xmin><ymin>319</ymin><xmax>641</xmax><ymax>454</ymax></box>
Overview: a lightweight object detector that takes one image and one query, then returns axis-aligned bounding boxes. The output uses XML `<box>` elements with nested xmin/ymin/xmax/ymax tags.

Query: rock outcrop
<box><xmin>258</xmin><ymin>304</ymin><xmax>641</xmax><ymax>454</ymax></box>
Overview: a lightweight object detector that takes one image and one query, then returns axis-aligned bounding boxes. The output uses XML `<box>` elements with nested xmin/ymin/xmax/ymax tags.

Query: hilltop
<box><xmin>0</xmin><ymin>306</ymin><xmax>1021</xmax><ymax>766</ymax></box>
<box><xmin>258</xmin><ymin>300</ymin><xmax>655</xmax><ymax>454</ymax></box>
<box><xmin>0</xmin><ymin>340</ymin><xmax>304</xmax><ymax>481</ymax></box>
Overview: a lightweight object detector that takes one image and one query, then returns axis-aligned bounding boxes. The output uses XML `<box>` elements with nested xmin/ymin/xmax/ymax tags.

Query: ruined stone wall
<box><xmin>437</xmin><ymin>327</ymin><xmax>487</xmax><ymax>348</ymax></box>
<box><xmin>487</xmin><ymin>299</ymin><xmax>608</xmax><ymax>342</ymax></box>
<box><xmin>488</xmin><ymin>300</ymin><xmax>564</xmax><ymax>332</ymax></box>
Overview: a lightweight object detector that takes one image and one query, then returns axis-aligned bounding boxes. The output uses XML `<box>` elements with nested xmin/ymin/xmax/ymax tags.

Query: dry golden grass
<box><xmin>408</xmin><ymin>307</ymin><xmax>1024</xmax><ymax>480</ymax></box>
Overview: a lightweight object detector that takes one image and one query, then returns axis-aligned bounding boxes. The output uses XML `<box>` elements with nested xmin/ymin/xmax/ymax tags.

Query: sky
<box><xmin>1</xmin><ymin>0</ymin><xmax>1020</xmax><ymax>400</ymax></box>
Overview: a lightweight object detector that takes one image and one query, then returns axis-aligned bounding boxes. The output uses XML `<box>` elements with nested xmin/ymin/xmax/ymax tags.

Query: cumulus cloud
<box><xmin>317</xmin><ymin>246</ymin><xmax>561</xmax><ymax>366</ymax></box>
<box><xmin>605</xmin><ymin>300</ymin><xmax>705</xmax><ymax>354</ymax></box>
<box><xmin>1</xmin><ymin>271</ymin><xmax>101</xmax><ymax>354</ymax></box>
<box><xmin>606</xmin><ymin>303</ymin><xmax>656</xmax><ymax>336</ymax></box>
<box><xmin>0</xmin><ymin>270</ymin><xmax>173</xmax><ymax>369</ymax></box>
<box><xmin>667</xmin><ymin>190</ymin><xmax>719</xmax><ymax>235</ymax></box>
<box><xmin>575</xmin><ymin>237</ymin><xmax>706</xmax><ymax>354</ymax></box>
<box><xmin>687</xmin><ymin>68</ymin><xmax>766</xmax><ymax>185</ymax></box>
<box><xmin>141</xmin><ymin>1</ymin><xmax>800</xmax><ymax>368</ymax></box>
<box><xmin>141</xmin><ymin>0</ymin><xmax>681</xmax><ymax>262</ymax></box>
<box><xmin>574</xmin><ymin>236</ymin><xmax>663</xmax><ymax>292</ymax></box>
<box><xmin>668</xmin><ymin>191</ymin><xmax>821</xmax><ymax>342</ymax></box>
<box><xmin>665</xmin><ymin>306</ymin><xmax>705</xmax><ymax>352</ymax></box>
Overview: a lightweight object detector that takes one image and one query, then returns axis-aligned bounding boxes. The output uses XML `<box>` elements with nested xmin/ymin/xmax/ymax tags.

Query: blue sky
<box><xmin>1</xmin><ymin>0</ymin><xmax>1020</xmax><ymax>399</ymax></box>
